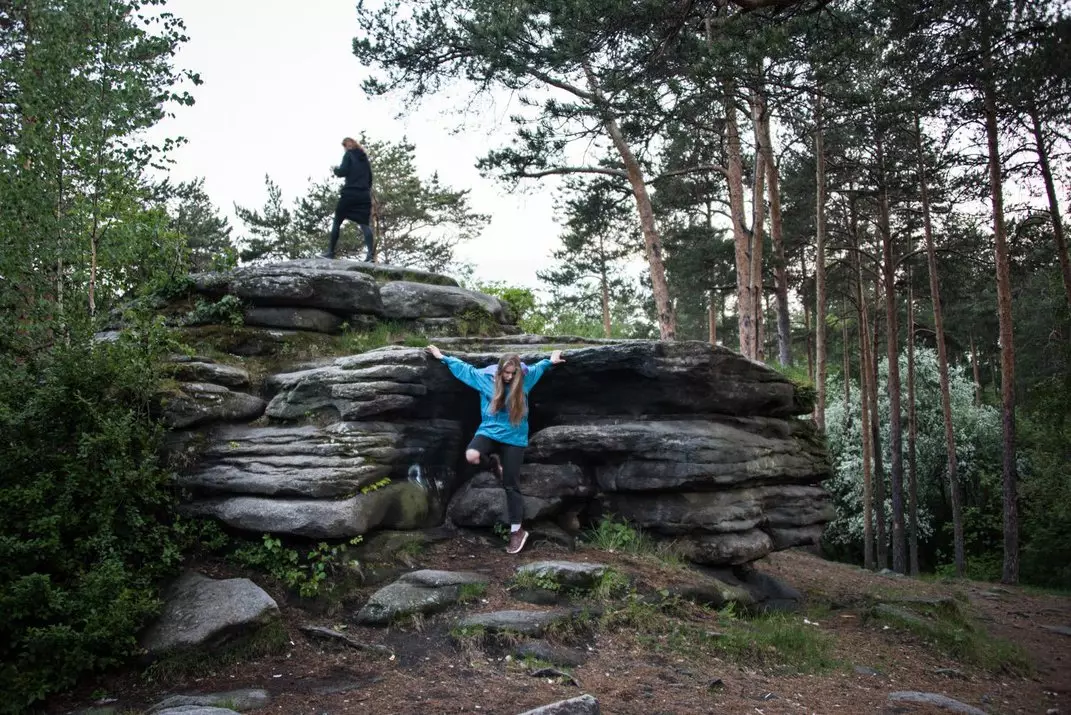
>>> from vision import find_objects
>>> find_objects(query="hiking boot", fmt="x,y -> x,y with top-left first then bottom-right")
488,453 -> 504,481
318,252 -> 334,259
505,528 -> 529,555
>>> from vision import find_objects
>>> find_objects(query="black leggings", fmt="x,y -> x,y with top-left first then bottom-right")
467,434 -> 524,525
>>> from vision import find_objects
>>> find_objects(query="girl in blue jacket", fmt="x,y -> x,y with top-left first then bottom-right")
426,344 -> 565,554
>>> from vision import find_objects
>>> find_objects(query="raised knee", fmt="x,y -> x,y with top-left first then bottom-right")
465,449 -> 481,465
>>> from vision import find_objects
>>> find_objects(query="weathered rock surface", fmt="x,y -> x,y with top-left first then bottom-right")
380,280 -> 511,322
140,572 -> 279,656
514,640 -> 590,668
166,357 -> 250,389
457,609 -> 585,637
243,305 -> 346,333
516,561 -> 609,590
183,480 -> 433,538
447,466 -> 594,528
159,383 -> 266,430
516,694 -> 600,715
147,689 -> 269,714
356,569 -> 490,625
175,421 -> 461,499
153,708 -> 242,715
183,260 -> 513,335
164,311 -> 831,567
528,418 -> 828,490
886,691 -> 985,714
192,264 -> 383,315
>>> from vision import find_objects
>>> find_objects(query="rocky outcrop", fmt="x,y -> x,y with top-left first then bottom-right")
356,569 -> 490,625
140,572 -> 280,657
161,261 -> 830,568
181,260 -> 513,334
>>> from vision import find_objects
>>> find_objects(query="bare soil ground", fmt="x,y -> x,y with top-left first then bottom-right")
50,535 -> 1071,715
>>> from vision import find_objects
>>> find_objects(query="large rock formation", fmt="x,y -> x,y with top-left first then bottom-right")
160,261 -> 831,567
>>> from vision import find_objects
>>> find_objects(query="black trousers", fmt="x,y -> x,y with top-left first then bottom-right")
467,434 -> 525,525
328,189 -> 373,258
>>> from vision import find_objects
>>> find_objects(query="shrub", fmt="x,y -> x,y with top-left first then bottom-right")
0,322 -> 183,712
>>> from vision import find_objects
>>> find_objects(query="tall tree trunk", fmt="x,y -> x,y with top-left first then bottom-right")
970,335 -> 982,406
814,93 -> 828,431
724,82 -> 754,358
1028,103 -> 1071,313
802,251 -> 814,381
750,87 -> 768,362
852,198 -> 875,570
758,103 -> 791,367
876,134 -> 907,574
981,60 -> 1018,584
584,64 -> 675,340
916,113 -> 965,576
870,283 -> 888,570
600,265 -> 611,339
907,263 -> 920,577
843,309 -> 851,418
709,290 -> 718,344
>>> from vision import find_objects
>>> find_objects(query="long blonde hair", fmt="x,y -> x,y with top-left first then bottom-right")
489,353 -> 526,426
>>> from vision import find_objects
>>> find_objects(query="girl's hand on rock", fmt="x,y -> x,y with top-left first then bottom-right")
427,345 -> 443,360
551,350 -> 566,365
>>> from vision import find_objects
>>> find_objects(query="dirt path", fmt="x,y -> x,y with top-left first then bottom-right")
51,542 -> 1071,715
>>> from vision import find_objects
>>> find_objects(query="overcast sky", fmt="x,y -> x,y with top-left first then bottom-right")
154,0 -> 561,287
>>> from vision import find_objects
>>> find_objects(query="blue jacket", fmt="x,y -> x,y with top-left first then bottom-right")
441,356 -> 553,447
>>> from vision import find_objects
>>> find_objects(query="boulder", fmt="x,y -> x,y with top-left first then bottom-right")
158,383 -> 266,430
457,609 -> 583,637
356,569 -> 490,625
183,479 -> 433,538
271,258 -> 460,287
140,572 -> 279,657
264,348 -> 462,422
516,695 -> 600,715
191,265 -> 383,315
515,561 -> 610,591
439,340 -> 811,419
379,281 -> 511,323
175,420 -> 462,499
243,306 -> 345,333
674,529 -> 774,565
166,357 -> 250,389
529,418 -> 828,491
147,689 -> 269,713
886,692 -> 985,715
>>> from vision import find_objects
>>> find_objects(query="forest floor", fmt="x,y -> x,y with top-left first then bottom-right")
51,535 -> 1071,715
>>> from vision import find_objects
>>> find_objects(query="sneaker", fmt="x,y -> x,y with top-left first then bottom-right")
487,453 -> 504,481
506,528 -> 529,555
318,252 -> 334,259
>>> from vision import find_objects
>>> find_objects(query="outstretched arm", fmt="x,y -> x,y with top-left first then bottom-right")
524,350 -> 565,390
427,345 -> 486,391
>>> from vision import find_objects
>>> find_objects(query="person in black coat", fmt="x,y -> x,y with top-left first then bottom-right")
321,137 -> 375,261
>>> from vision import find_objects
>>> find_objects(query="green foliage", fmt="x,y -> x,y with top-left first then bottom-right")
509,571 -> 563,593
164,178 -> 239,272
230,535 -> 362,599
712,610 -> 838,673
0,325 -> 183,713
360,477 -> 393,494
185,295 -> 246,328
823,347 -> 1002,569
457,582 -> 488,602
869,599 -> 1030,675
474,282 -> 537,325
454,306 -> 499,337
337,321 -> 424,354
583,517 -> 656,555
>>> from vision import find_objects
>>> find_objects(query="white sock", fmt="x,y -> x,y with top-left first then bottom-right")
511,524 -> 521,533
